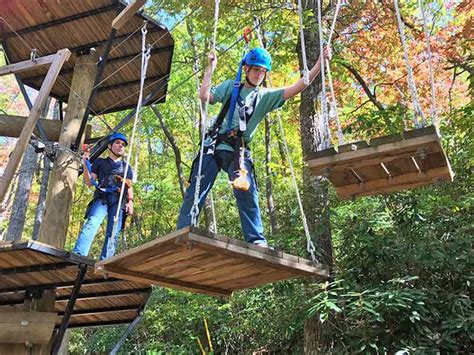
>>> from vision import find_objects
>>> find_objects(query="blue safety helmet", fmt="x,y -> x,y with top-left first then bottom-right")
108,132 -> 128,146
244,48 -> 272,72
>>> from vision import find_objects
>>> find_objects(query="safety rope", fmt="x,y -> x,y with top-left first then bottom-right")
317,0 -> 331,148
418,0 -> 438,128
132,24 -> 150,183
326,62 -> 344,145
325,0 -> 344,145
100,6 -> 280,115
254,17 -> 318,263
109,24 -> 151,258
394,0 -> 425,128
190,0 -> 220,227
297,0 -> 310,85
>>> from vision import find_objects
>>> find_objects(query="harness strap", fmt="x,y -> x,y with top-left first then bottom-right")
85,158 -> 119,193
85,159 -> 132,194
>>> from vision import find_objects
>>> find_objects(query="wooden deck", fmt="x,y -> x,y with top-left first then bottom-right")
0,241 -> 151,331
0,0 -> 174,114
96,227 -> 329,297
306,126 -> 454,199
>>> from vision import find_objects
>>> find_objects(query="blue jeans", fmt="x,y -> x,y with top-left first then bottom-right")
177,149 -> 267,245
73,194 -> 124,260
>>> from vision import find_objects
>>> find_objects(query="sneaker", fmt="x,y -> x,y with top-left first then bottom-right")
253,242 -> 275,251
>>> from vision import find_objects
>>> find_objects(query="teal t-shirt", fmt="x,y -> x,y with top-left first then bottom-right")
208,79 -> 285,151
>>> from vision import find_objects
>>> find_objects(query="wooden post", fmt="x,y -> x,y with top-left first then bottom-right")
0,49 -> 70,204
37,50 -> 99,248
112,0 -> 146,30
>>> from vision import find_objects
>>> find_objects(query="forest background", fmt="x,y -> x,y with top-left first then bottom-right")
0,0 -> 472,353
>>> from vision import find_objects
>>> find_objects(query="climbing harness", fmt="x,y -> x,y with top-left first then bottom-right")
225,26 -> 253,133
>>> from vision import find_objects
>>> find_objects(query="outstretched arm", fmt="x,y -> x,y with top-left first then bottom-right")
282,47 -> 332,101
199,50 -> 218,103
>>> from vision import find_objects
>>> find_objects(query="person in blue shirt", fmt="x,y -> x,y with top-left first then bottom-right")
73,133 -> 134,260
177,47 -> 331,247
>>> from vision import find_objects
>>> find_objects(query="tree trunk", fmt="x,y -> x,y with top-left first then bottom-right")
272,123 -> 288,177
0,171 -> 18,240
32,101 -> 58,240
5,97 -> 50,241
298,1 -> 335,353
151,105 -> 186,198
4,144 -> 38,241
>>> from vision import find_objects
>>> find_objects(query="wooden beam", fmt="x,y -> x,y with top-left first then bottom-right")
1,4 -> 117,40
112,0 -> 146,30
307,134 -> 441,173
95,265 -> 231,297
186,232 -> 327,277
0,311 -> 57,344
0,114 -> 93,143
336,166 -> 454,199
37,50 -> 98,248
0,53 -> 57,77
0,49 -> 70,204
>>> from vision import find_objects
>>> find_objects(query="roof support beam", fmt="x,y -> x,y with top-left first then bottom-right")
0,114 -> 92,143
112,0 -> 146,30
0,262 -> 72,275
0,53 -> 57,77
1,4 -> 118,40
55,287 -> 151,302
0,49 -> 70,205
98,74 -> 166,93
26,45 -> 173,83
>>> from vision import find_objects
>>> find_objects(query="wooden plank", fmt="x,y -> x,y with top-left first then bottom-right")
369,132 -> 403,146
96,265 -> 231,297
0,311 -> 56,343
352,164 -> 388,182
327,168 -> 361,187
96,228 -> 190,270
112,0 -> 146,30
0,114 -> 93,142
305,147 -> 337,161
307,134 -> 441,172
337,141 -> 369,153
0,54 -> 58,77
414,152 -> 449,171
384,157 -> 419,177
336,166 -> 454,199
0,49 -> 70,204
403,126 -> 437,139
186,232 -> 327,277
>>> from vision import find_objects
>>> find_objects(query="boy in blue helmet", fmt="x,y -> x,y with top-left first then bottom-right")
73,132 -> 134,260
177,46 -> 331,247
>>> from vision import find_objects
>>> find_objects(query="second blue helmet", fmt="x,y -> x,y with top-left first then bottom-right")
108,132 -> 128,146
244,48 -> 272,72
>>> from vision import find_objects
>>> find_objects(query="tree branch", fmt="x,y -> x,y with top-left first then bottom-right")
151,105 -> 186,198
340,61 -> 385,111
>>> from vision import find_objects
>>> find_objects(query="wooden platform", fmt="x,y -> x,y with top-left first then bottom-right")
95,227 -> 329,297
0,241 -> 151,329
306,126 -> 454,199
0,0 -> 174,114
